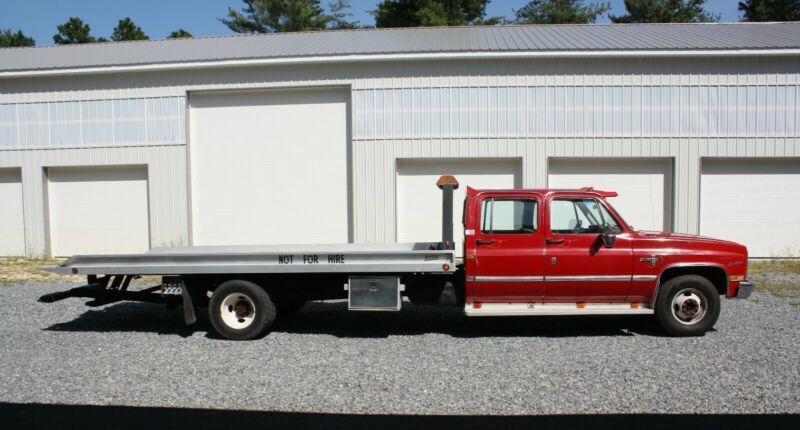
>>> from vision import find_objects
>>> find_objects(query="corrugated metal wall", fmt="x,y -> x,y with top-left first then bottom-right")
1,57 -> 798,256
0,97 -> 185,150
349,61 -> 800,243
0,146 -> 188,256
353,82 -> 799,139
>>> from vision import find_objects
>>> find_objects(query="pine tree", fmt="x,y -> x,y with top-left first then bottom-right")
0,29 -> 35,47
221,0 -> 331,33
514,0 -> 610,24
53,17 -> 99,44
738,0 -> 800,21
168,29 -> 194,39
111,18 -> 149,41
610,0 -> 719,23
372,0 -> 496,28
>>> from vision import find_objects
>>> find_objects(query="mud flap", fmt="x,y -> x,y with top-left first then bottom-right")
180,280 -> 197,325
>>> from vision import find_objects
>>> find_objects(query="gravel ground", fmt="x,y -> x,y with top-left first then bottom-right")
0,282 -> 798,415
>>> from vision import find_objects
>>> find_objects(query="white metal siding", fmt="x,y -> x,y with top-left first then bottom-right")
548,158 -> 673,232
0,97 -> 185,150
189,88 -> 350,246
700,158 -> 800,257
48,166 -> 150,256
353,84 -> 799,140
396,159 -> 521,255
0,168 -> 25,255
0,57 -> 798,255
0,146 -> 187,257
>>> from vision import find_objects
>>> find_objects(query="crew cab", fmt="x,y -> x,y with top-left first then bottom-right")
459,184 -> 753,337
40,176 -> 754,340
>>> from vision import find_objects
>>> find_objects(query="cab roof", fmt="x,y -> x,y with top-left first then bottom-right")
466,186 -> 618,199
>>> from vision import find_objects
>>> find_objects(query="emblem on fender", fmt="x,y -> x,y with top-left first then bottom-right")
639,254 -> 661,267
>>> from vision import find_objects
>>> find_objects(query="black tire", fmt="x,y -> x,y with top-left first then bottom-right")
655,275 -> 720,337
209,280 -> 276,341
275,296 -> 306,318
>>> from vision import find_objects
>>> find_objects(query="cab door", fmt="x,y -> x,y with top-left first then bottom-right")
543,195 -> 633,302
472,194 -> 545,302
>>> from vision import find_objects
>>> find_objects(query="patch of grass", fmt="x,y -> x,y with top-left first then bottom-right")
758,281 -> 800,297
0,258 -> 163,287
749,259 -> 800,275
0,258 -> 77,285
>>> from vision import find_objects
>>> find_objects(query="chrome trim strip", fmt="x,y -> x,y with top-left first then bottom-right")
632,275 -> 658,282
545,275 -> 631,282
468,275 -> 634,282
467,276 -> 545,282
465,302 -> 655,317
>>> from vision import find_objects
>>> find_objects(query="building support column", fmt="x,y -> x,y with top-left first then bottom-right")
672,140 -> 701,235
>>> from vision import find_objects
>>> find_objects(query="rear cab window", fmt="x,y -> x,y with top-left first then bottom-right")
481,198 -> 538,234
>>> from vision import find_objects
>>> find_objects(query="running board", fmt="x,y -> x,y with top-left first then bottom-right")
464,302 -> 654,317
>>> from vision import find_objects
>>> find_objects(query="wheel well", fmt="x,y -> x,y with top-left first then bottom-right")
658,266 -> 728,296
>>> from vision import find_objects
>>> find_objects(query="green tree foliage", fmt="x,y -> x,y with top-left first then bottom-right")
168,29 -> 194,38
372,0 -> 497,27
53,17 -> 101,44
111,17 -> 149,41
610,0 -> 719,23
221,0 -> 332,33
0,29 -> 35,47
514,0 -> 610,24
329,0 -> 361,29
739,0 -> 800,21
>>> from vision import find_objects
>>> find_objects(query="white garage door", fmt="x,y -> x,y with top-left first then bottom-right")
549,158 -> 672,232
701,159 -> 800,258
190,89 -> 349,246
397,159 -> 521,256
0,168 -> 25,256
48,166 -> 150,256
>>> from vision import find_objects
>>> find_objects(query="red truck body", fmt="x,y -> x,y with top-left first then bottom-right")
462,186 -> 749,307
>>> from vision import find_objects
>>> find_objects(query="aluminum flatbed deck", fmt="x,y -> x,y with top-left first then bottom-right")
43,243 -> 456,276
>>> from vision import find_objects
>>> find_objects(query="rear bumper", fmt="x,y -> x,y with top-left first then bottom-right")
736,280 -> 755,299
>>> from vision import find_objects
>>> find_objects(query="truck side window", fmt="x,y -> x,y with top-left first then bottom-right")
550,198 -> 622,234
481,199 -> 537,234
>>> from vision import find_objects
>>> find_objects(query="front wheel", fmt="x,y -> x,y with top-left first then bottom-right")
209,280 -> 276,340
655,275 -> 720,337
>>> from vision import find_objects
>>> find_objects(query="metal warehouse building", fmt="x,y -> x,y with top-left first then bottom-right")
1,23 -> 799,258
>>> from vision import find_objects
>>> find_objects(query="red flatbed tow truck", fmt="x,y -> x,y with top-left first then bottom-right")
41,176 -> 754,340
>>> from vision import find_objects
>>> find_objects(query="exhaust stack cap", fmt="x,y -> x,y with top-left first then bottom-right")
436,176 -> 460,190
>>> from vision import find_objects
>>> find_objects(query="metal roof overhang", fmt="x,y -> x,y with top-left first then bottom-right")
2,48 -> 799,79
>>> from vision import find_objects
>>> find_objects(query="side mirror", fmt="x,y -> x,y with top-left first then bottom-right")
600,227 -> 616,248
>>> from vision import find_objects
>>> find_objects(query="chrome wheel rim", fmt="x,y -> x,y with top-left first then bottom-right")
671,288 -> 707,325
220,293 -> 256,329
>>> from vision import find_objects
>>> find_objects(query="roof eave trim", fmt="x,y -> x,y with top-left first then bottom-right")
2,48 -> 799,79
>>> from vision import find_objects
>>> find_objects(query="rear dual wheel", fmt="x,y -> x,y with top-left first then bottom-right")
209,280 -> 276,341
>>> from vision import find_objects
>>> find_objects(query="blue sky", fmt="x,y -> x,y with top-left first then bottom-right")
1,0 -> 744,46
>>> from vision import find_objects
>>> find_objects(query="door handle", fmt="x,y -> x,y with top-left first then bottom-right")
476,239 -> 495,245
545,238 -> 564,245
